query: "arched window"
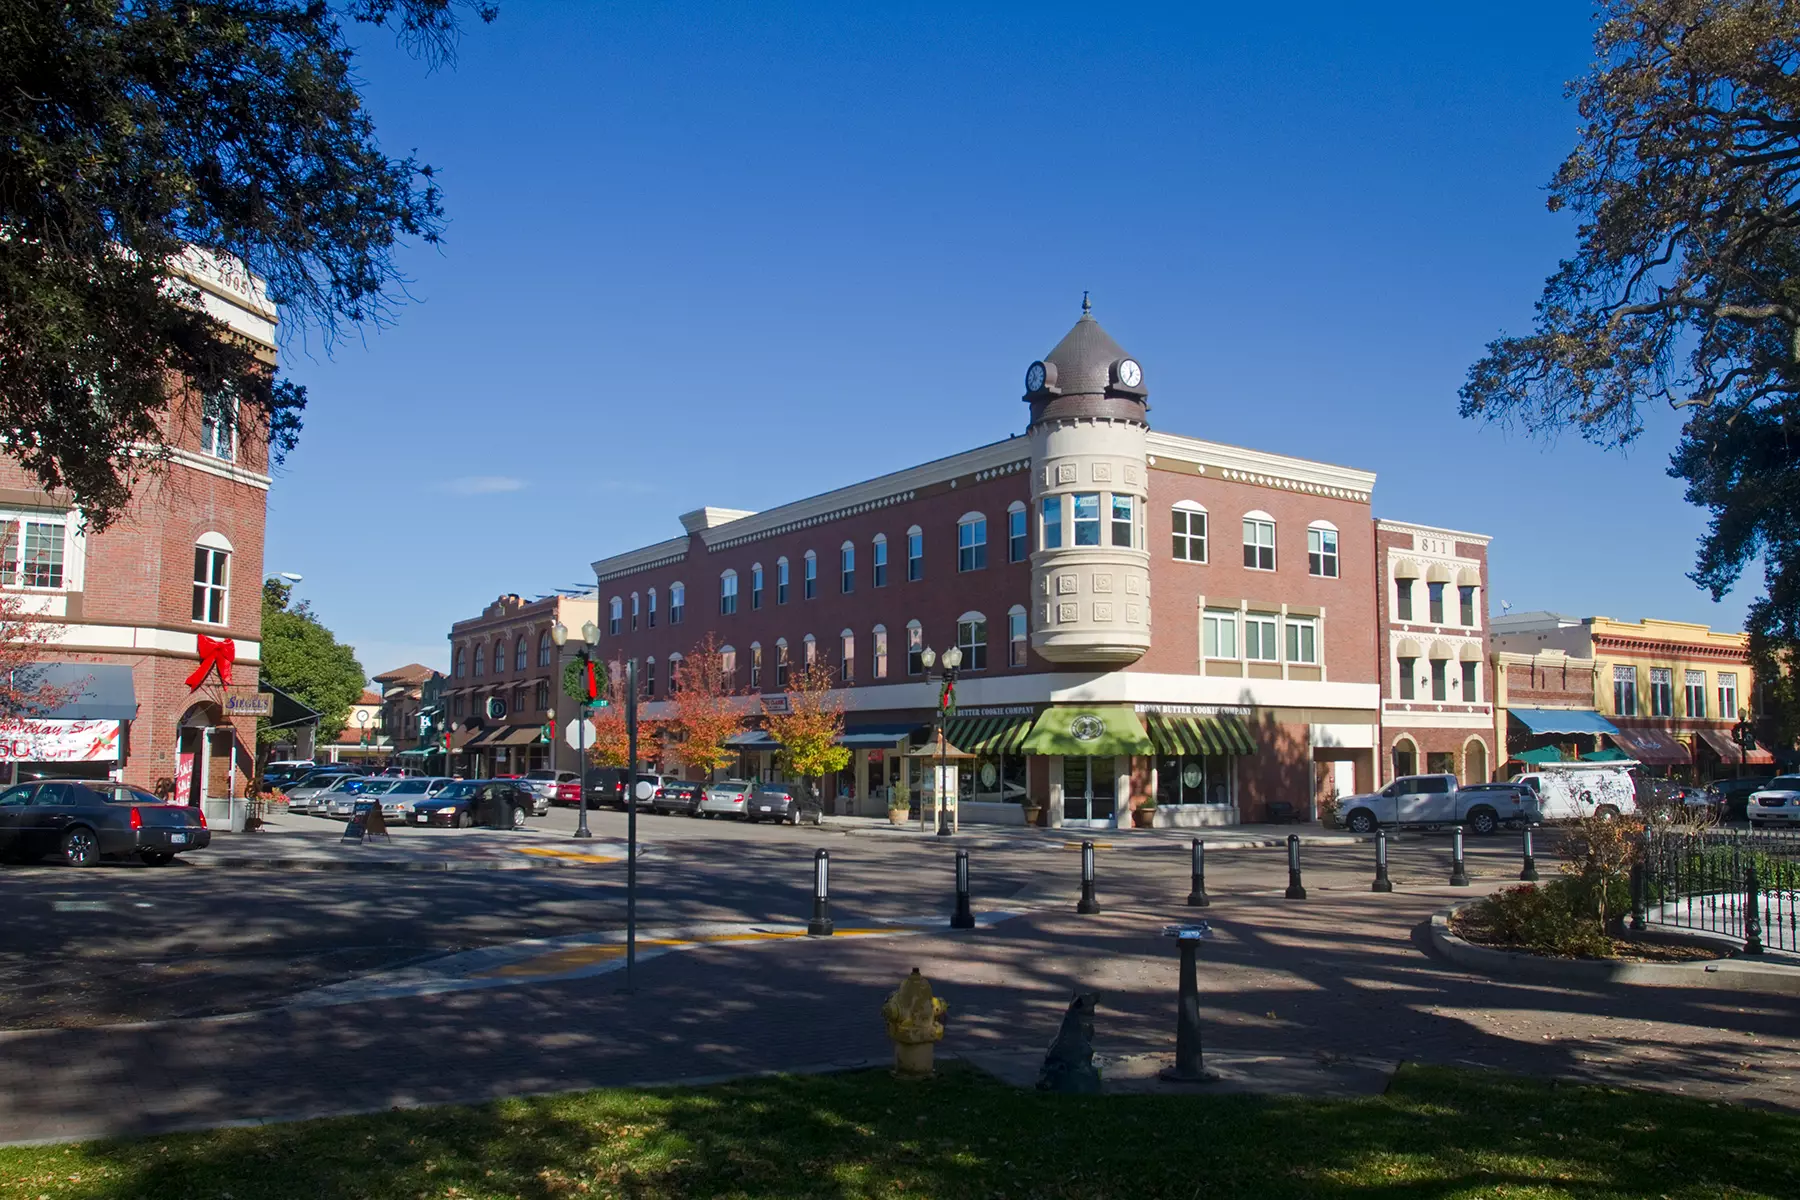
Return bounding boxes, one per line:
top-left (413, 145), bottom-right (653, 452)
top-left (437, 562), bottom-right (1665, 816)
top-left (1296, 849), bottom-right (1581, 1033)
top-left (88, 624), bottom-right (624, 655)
top-left (535, 680), bottom-right (550, 711)
top-left (803, 550), bottom-right (818, 599)
top-left (1391, 736), bottom-right (1419, 780)
top-left (839, 629), bottom-right (855, 682)
top-left (840, 541), bottom-right (855, 594)
top-left (1007, 501), bottom-right (1028, 563)
top-left (751, 563), bottom-right (765, 609)
top-left (492, 639), bottom-right (507, 675)
top-left (720, 569), bottom-right (739, 615)
top-left (474, 645), bottom-right (485, 677)
top-left (670, 581), bottom-right (686, 625)
top-left (667, 652), bottom-right (683, 694)
top-left (777, 557), bottom-right (790, 604)
top-left (454, 646), bottom-right (466, 678)
top-left (192, 532), bottom-right (231, 624)
top-left (644, 656), bottom-right (657, 699)
top-left (1008, 604), bottom-right (1028, 667)
top-left (803, 633), bottom-right (817, 665)
top-left (1172, 501), bottom-right (1208, 563)
top-left (721, 645), bottom-right (737, 685)
top-left (515, 637), bottom-right (528, 671)
top-left (647, 587), bottom-right (658, 628)
top-left (750, 641), bottom-right (763, 689)
top-left (958, 512), bottom-right (987, 572)
top-left (775, 638), bottom-right (790, 686)
top-left (872, 624), bottom-right (888, 679)
top-left (1307, 519), bottom-right (1339, 578)
top-left (957, 611), bottom-right (988, 670)
top-left (538, 630), bottom-right (552, 667)
top-left (871, 535), bottom-right (888, 587)
top-left (631, 592), bottom-right (641, 630)
top-left (906, 619), bottom-right (924, 675)
top-left (907, 525), bottom-right (923, 581)
top-left (1243, 510), bottom-right (1275, 571)
top-left (609, 596), bottom-right (623, 636)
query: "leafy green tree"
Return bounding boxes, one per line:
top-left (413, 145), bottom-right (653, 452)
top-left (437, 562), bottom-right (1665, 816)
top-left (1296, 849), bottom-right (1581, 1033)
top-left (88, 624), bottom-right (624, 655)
top-left (0, 0), bottom-right (494, 528)
top-left (260, 579), bottom-right (365, 747)
top-left (1459, 0), bottom-right (1800, 743)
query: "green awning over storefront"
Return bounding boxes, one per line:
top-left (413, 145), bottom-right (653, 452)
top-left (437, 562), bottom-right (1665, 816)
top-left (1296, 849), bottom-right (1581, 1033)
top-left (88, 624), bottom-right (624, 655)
top-left (1581, 748), bottom-right (1631, 762)
top-left (1513, 746), bottom-right (1564, 764)
top-left (1142, 712), bottom-right (1257, 756)
top-left (940, 715), bottom-right (1033, 755)
top-left (1020, 705), bottom-right (1153, 757)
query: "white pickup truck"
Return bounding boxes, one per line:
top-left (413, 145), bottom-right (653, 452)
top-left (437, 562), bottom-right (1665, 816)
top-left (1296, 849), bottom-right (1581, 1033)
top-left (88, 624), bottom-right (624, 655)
top-left (1337, 774), bottom-right (1539, 835)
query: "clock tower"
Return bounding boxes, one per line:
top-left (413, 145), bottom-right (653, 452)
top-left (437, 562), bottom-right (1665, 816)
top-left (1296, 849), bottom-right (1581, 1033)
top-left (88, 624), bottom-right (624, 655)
top-left (1023, 297), bottom-right (1153, 665)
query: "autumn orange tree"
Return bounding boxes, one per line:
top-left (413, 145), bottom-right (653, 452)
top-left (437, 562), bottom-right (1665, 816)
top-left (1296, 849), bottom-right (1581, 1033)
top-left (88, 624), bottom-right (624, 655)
top-left (584, 658), bottom-right (664, 770)
top-left (668, 634), bottom-right (745, 779)
top-left (765, 659), bottom-right (848, 799)
top-left (0, 592), bottom-right (84, 733)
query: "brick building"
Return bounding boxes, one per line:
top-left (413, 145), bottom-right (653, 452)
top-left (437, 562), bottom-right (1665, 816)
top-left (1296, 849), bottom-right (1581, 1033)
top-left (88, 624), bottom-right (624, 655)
top-left (1373, 520), bottom-right (1494, 786)
top-left (374, 663), bottom-right (436, 756)
top-left (587, 302), bottom-right (1392, 827)
top-left (444, 592), bottom-right (599, 778)
top-left (0, 251), bottom-right (273, 815)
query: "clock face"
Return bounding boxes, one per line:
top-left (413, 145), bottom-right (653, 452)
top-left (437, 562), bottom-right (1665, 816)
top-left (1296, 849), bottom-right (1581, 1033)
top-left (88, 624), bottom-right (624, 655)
top-left (1025, 361), bottom-right (1047, 392)
top-left (1117, 358), bottom-right (1143, 388)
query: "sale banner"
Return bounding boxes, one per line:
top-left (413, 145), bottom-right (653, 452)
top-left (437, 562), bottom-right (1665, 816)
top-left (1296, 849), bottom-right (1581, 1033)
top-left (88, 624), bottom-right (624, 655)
top-left (0, 720), bottom-right (122, 763)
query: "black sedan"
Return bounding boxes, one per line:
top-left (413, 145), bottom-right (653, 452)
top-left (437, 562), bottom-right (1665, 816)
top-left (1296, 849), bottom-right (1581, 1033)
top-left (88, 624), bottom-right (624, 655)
top-left (744, 783), bottom-right (823, 826)
top-left (0, 780), bottom-right (210, 866)
top-left (649, 780), bottom-right (705, 816)
top-left (411, 780), bottom-right (532, 829)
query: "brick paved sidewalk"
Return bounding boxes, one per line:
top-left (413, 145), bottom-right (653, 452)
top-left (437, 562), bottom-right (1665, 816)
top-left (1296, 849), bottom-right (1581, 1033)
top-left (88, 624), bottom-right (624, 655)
top-left (0, 877), bottom-right (1794, 1145)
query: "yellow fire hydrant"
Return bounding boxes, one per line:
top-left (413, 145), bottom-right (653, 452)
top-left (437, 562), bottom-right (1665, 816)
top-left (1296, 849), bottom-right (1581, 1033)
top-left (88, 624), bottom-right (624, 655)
top-left (882, 967), bottom-right (947, 1078)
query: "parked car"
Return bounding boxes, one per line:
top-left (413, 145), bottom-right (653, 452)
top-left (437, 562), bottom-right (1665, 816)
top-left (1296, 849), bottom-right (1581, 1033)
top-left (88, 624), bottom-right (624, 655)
top-left (378, 776), bottom-right (453, 821)
top-left (380, 766), bottom-right (425, 777)
top-left (1748, 776), bottom-right (1800, 828)
top-left (1336, 774), bottom-right (1536, 835)
top-left (650, 780), bottom-right (705, 816)
top-left (411, 780), bottom-right (533, 829)
top-left (518, 770), bottom-right (582, 805)
top-left (745, 782), bottom-right (823, 826)
top-left (586, 767), bottom-right (630, 810)
top-left (0, 781), bottom-right (210, 866)
top-left (262, 759), bottom-right (318, 787)
top-left (285, 772), bottom-right (367, 815)
top-left (698, 779), bottom-right (756, 819)
top-left (497, 771), bottom-right (563, 816)
top-left (1510, 764), bottom-right (1639, 821)
top-left (327, 777), bottom-right (399, 818)
top-left (1704, 776), bottom-right (1773, 821)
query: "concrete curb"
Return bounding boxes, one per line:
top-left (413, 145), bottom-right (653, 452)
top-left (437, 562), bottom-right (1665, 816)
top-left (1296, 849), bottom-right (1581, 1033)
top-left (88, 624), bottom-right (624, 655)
top-left (194, 856), bottom-right (552, 873)
top-left (830, 823), bottom-right (1385, 851)
top-left (1428, 902), bottom-right (1800, 995)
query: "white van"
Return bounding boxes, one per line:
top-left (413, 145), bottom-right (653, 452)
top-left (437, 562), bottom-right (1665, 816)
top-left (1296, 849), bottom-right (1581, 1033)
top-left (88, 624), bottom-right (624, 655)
top-left (1511, 763), bottom-right (1639, 821)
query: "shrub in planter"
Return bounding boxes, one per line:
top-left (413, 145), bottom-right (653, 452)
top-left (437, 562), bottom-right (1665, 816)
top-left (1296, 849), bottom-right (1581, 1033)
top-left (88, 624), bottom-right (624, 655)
top-left (1464, 881), bottom-right (1617, 958)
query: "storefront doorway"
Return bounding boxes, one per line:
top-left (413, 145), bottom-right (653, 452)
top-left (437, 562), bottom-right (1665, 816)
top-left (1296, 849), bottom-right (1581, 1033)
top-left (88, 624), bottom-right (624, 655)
top-left (1062, 755), bottom-right (1116, 826)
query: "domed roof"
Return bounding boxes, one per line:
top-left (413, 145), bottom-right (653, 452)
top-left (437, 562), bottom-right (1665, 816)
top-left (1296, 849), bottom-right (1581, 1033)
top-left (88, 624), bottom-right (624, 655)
top-left (1023, 295), bottom-right (1149, 428)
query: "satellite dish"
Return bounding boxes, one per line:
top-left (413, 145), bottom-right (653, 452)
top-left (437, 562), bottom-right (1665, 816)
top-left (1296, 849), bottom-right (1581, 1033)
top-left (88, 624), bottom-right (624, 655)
top-left (1500, 600), bottom-right (1513, 613)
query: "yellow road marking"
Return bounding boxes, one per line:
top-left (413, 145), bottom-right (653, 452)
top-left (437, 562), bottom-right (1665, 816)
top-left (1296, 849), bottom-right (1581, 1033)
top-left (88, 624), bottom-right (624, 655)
top-left (477, 928), bottom-right (892, 979)
top-left (1061, 842), bottom-right (1113, 850)
top-left (512, 846), bottom-right (622, 864)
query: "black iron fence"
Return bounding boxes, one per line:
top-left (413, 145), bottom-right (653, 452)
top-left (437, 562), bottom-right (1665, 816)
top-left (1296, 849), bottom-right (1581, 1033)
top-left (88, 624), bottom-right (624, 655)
top-left (1641, 827), bottom-right (1800, 954)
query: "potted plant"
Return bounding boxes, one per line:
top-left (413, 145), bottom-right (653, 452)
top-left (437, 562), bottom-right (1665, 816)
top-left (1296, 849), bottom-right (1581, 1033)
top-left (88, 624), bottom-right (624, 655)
top-left (1132, 796), bottom-right (1158, 829)
top-left (888, 775), bottom-right (911, 826)
top-left (1021, 796), bottom-right (1043, 826)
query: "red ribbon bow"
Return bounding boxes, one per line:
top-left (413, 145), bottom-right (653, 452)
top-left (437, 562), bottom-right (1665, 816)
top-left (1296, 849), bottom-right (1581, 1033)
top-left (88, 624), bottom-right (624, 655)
top-left (186, 634), bottom-right (235, 690)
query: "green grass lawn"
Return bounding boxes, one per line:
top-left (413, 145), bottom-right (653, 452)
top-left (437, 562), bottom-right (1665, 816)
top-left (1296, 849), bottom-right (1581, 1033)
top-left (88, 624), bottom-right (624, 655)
top-left (0, 1064), bottom-right (1791, 1199)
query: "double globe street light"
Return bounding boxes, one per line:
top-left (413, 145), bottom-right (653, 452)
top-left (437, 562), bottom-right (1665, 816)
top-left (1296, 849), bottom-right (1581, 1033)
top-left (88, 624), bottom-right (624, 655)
top-left (550, 618), bottom-right (603, 840)
top-left (919, 644), bottom-right (963, 838)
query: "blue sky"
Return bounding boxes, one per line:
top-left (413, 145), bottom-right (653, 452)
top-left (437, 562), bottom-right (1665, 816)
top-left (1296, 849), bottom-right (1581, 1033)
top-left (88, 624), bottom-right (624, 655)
top-left (269, 1), bottom-right (1740, 676)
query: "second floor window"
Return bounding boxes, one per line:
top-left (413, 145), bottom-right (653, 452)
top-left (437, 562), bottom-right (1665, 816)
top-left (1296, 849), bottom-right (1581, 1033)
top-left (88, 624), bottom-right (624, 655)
top-left (1285, 617), bottom-right (1317, 665)
top-left (1245, 613), bottom-right (1278, 662)
top-left (1650, 667), bottom-right (1674, 717)
top-left (1398, 655), bottom-right (1417, 700)
top-left (515, 638), bottom-right (527, 671)
top-left (873, 626), bottom-right (888, 678)
top-left (872, 538), bottom-right (888, 587)
top-left (1613, 665), bottom-right (1637, 716)
top-left (201, 389), bottom-right (237, 461)
top-left (1110, 495), bottom-right (1134, 548)
top-left (957, 616), bottom-right (988, 670)
top-left (778, 558), bottom-right (790, 604)
top-left (1720, 672), bottom-right (1739, 719)
top-left (2, 518), bottom-right (66, 589)
top-left (720, 571), bottom-right (738, 615)
top-left (474, 646), bottom-right (485, 677)
top-left (1008, 506), bottom-right (1027, 562)
top-left (631, 593), bottom-right (640, 630)
top-left (1461, 660), bottom-right (1478, 701)
top-left (1243, 516), bottom-right (1274, 570)
top-left (1396, 578), bottom-right (1414, 621)
top-left (192, 544), bottom-right (229, 624)
top-left (670, 583), bottom-right (685, 624)
top-left (1009, 607), bottom-right (1027, 667)
top-left (647, 588), bottom-right (657, 628)
top-left (1459, 585), bottom-right (1476, 626)
top-left (907, 529), bottom-right (923, 581)
top-left (1430, 658), bottom-right (1448, 702)
top-left (1041, 496), bottom-right (1063, 550)
top-left (958, 516), bottom-right (987, 571)
top-left (840, 631), bottom-right (855, 682)
top-left (1202, 609), bottom-right (1238, 659)
top-left (1072, 494), bottom-right (1101, 546)
top-left (538, 632), bottom-right (552, 667)
top-left (841, 544), bottom-right (855, 593)
top-left (1685, 670), bottom-right (1707, 718)
top-left (609, 597), bottom-right (622, 636)
top-left (1427, 582), bottom-right (1445, 624)
top-left (776, 641), bottom-right (790, 686)
top-left (1172, 505), bottom-right (1206, 562)
top-left (907, 622), bottom-right (923, 674)
top-left (750, 644), bottom-right (763, 690)
top-left (1307, 526), bottom-right (1338, 577)
top-left (752, 565), bottom-right (764, 609)
top-left (804, 552), bottom-right (817, 599)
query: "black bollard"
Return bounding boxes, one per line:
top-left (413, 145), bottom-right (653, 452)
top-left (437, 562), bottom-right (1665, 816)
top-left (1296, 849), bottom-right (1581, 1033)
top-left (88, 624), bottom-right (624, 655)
top-left (1745, 864), bottom-right (1764, 955)
top-left (1371, 827), bottom-right (1393, 893)
top-left (1449, 825), bottom-right (1470, 887)
top-left (808, 849), bottom-right (833, 936)
top-left (951, 848), bottom-right (975, 929)
top-left (1186, 838), bottom-right (1210, 907)
top-left (1157, 924), bottom-right (1214, 1084)
top-left (1284, 834), bottom-right (1307, 900)
top-left (1520, 824), bottom-right (1539, 882)
top-left (1629, 859), bottom-right (1646, 932)
top-left (1076, 841), bottom-right (1101, 914)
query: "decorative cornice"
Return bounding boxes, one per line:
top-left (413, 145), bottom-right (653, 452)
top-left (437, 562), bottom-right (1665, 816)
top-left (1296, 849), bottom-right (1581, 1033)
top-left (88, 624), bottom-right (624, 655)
top-left (592, 536), bottom-right (691, 583)
top-left (159, 445), bottom-right (274, 491)
top-left (1145, 431), bottom-right (1375, 502)
top-left (1376, 519), bottom-right (1493, 547)
top-left (1591, 634), bottom-right (1750, 664)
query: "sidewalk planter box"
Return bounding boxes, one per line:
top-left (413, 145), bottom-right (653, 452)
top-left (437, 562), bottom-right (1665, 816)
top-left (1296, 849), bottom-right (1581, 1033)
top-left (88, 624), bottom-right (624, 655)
top-left (958, 801), bottom-right (1026, 826)
top-left (202, 796), bottom-right (249, 832)
top-left (1152, 804), bottom-right (1239, 829)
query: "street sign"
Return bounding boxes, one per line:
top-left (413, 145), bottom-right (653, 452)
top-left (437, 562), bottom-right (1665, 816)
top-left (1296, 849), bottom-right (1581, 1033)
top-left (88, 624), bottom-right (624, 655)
top-left (563, 716), bottom-right (594, 751)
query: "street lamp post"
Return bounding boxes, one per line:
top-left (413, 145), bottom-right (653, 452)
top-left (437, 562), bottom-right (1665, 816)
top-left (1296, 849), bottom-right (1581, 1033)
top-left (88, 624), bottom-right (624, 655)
top-left (552, 619), bottom-right (604, 840)
top-left (920, 645), bottom-right (963, 838)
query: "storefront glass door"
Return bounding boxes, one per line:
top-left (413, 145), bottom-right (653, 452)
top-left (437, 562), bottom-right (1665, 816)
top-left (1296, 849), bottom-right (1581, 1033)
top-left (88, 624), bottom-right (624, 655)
top-left (1062, 755), bottom-right (1116, 826)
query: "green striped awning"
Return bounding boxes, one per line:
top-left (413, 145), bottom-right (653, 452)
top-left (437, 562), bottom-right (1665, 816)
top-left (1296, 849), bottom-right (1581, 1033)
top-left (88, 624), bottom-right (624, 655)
top-left (940, 715), bottom-right (1034, 755)
top-left (1142, 712), bottom-right (1257, 756)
